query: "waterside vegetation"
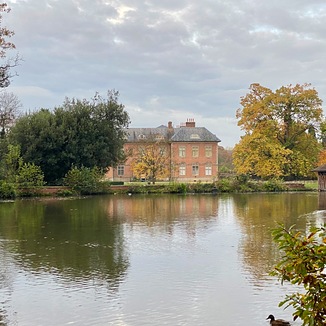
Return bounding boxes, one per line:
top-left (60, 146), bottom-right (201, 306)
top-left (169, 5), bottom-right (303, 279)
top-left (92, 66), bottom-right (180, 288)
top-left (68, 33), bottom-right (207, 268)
top-left (0, 171), bottom-right (316, 199)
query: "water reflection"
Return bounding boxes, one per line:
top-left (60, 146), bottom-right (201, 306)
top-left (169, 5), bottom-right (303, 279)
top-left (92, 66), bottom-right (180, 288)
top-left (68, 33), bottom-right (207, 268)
top-left (0, 193), bottom-right (321, 325)
top-left (0, 198), bottom-right (129, 290)
top-left (233, 193), bottom-right (319, 280)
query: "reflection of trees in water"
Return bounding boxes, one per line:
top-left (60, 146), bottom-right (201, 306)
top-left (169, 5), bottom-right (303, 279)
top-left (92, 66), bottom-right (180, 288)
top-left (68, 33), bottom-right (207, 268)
top-left (233, 193), bottom-right (319, 282)
top-left (0, 195), bottom-right (219, 293)
top-left (0, 198), bottom-right (129, 292)
top-left (0, 241), bottom-right (16, 326)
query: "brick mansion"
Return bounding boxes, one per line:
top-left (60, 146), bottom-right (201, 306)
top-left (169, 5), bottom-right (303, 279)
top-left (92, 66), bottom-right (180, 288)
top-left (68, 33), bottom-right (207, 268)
top-left (107, 119), bottom-right (221, 182)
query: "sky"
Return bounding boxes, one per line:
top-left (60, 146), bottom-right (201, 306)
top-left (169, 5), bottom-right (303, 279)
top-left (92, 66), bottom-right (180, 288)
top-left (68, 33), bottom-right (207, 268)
top-left (3, 0), bottom-right (326, 148)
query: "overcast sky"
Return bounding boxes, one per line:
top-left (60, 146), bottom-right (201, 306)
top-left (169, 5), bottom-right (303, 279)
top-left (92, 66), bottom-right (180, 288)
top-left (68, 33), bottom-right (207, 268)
top-left (4, 0), bottom-right (326, 147)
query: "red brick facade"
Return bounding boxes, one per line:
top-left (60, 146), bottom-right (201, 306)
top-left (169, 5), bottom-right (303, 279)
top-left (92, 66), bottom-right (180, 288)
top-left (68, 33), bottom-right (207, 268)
top-left (107, 120), bottom-right (221, 182)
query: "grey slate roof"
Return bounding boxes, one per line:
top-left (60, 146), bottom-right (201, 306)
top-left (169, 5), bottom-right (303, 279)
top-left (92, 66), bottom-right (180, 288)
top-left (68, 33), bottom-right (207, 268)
top-left (171, 127), bottom-right (220, 142)
top-left (125, 125), bottom-right (220, 143)
top-left (126, 126), bottom-right (170, 142)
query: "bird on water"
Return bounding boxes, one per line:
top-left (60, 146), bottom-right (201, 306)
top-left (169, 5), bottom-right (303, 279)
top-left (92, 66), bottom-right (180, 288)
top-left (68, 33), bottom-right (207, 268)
top-left (266, 314), bottom-right (291, 325)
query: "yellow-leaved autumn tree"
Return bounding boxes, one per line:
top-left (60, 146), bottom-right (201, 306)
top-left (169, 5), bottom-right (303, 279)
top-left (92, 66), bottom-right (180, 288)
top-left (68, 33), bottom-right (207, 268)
top-left (131, 141), bottom-right (170, 183)
top-left (233, 83), bottom-right (323, 178)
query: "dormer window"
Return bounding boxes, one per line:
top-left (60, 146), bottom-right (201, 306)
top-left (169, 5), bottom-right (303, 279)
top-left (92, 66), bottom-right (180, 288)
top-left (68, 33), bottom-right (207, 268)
top-left (190, 133), bottom-right (200, 139)
top-left (155, 134), bottom-right (164, 140)
top-left (138, 134), bottom-right (146, 140)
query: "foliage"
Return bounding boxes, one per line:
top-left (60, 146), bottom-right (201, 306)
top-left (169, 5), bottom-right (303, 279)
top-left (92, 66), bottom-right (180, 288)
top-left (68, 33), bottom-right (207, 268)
top-left (271, 225), bottom-right (326, 325)
top-left (131, 140), bottom-right (170, 183)
top-left (0, 3), bottom-right (19, 88)
top-left (2, 144), bottom-right (22, 182)
top-left (16, 162), bottom-right (45, 188)
top-left (215, 178), bottom-right (232, 192)
top-left (168, 182), bottom-right (187, 193)
top-left (16, 162), bottom-right (45, 196)
top-left (218, 146), bottom-right (234, 172)
top-left (317, 149), bottom-right (326, 166)
top-left (64, 165), bottom-right (109, 195)
top-left (9, 90), bottom-right (129, 183)
top-left (0, 180), bottom-right (16, 199)
top-left (233, 83), bottom-right (323, 178)
top-left (215, 175), bottom-right (260, 193)
top-left (262, 178), bottom-right (286, 192)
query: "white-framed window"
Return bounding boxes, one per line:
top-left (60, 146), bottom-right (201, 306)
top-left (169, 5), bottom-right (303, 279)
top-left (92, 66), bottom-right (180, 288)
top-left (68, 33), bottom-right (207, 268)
top-left (205, 146), bottom-right (212, 158)
top-left (192, 146), bottom-right (199, 157)
top-left (179, 164), bottom-right (186, 176)
top-left (179, 146), bottom-right (186, 157)
top-left (205, 164), bottom-right (212, 176)
top-left (117, 165), bottom-right (125, 176)
top-left (159, 146), bottom-right (166, 156)
top-left (192, 164), bottom-right (199, 175)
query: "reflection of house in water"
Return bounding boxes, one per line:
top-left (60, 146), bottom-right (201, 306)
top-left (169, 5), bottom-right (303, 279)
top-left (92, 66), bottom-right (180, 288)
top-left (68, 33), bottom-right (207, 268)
top-left (105, 196), bottom-right (219, 236)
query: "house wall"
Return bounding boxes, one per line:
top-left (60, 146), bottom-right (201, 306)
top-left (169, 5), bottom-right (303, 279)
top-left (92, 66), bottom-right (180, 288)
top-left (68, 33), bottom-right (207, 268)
top-left (106, 120), bottom-right (220, 182)
top-left (107, 141), bottom-right (218, 182)
top-left (170, 141), bottom-right (218, 182)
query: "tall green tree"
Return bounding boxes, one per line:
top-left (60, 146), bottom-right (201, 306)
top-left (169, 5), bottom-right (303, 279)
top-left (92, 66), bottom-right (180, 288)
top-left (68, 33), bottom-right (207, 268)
top-left (233, 83), bottom-right (323, 178)
top-left (9, 90), bottom-right (129, 183)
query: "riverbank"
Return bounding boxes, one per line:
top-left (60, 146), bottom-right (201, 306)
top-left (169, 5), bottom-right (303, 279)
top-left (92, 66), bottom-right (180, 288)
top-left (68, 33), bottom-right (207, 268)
top-left (1, 179), bottom-right (317, 199)
top-left (40, 180), bottom-right (316, 196)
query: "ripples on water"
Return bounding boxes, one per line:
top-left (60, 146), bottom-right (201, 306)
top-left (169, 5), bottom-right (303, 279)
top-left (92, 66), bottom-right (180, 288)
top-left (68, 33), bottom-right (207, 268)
top-left (0, 193), bottom-right (318, 325)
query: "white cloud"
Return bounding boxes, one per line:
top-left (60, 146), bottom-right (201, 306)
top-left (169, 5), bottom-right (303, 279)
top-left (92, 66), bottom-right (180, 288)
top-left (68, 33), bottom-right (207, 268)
top-left (4, 0), bottom-right (326, 147)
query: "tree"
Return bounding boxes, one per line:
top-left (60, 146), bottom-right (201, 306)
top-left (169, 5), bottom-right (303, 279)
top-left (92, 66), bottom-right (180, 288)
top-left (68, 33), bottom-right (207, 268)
top-left (218, 146), bottom-right (234, 173)
top-left (271, 225), bottom-right (326, 325)
top-left (0, 3), bottom-right (19, 88)
top-left (16, 162), bottom-right (45, 188)
top-left (63, 165), bottom-right (108, 195)
top-left (317, 149), bottom-right (326, 167)
top-left (2, 143), bottom-right (22, 182)
top-left (9, 90), bottom-right (130, 183)
top-left (131, 140), bottom-right (170, 183)
top-left (0, 91), bottom-right (22, 137)
top-left (233, 83), bottom-right (323, 178)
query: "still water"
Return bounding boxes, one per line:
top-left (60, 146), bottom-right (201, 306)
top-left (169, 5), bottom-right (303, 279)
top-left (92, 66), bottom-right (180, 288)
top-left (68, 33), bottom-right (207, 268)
top-left (0, 192), bottom-right (324, 326)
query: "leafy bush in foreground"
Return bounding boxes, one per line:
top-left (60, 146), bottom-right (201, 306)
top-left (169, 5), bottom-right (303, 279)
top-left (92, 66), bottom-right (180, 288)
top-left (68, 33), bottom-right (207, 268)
top-left (271, 225), bottom-right (326, 325)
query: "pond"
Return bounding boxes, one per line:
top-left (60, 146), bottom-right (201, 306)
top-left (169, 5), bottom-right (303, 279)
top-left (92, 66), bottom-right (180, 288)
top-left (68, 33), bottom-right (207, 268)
top-left (0, 192), bottom-right (324, 326)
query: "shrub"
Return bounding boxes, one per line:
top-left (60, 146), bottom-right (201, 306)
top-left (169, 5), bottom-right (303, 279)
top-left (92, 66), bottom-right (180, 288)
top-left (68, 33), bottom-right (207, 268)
top-left (64, 166), bottom-right (108, 195)
top-left (168, 182), bottom-right (187, 193)
top-left (263, 178), bottom-right (286, 192)
top-left (0, 181), bottom-right (16, 199)
top-left (16, 162), bottom-right (45, 196)
top-left (271, 225), bottom-right (326, 325)
top-left (216, 178), bottom-right (234, 192)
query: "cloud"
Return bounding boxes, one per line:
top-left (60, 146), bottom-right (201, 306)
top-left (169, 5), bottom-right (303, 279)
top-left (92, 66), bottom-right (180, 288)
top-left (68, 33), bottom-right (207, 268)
top-left (4, 0), bottom-right (326, 147)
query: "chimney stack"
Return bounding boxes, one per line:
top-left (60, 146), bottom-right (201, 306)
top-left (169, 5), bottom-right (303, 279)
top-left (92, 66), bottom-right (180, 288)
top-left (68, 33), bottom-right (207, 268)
top-left (168, 121), bottom-right (173, 129)
top-left (185, 118), bottom-right (195, 127)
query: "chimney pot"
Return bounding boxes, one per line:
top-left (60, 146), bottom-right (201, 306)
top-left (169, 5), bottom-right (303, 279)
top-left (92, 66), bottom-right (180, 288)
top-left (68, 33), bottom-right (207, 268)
top-left (185, 118), bottom-right (196, 127)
